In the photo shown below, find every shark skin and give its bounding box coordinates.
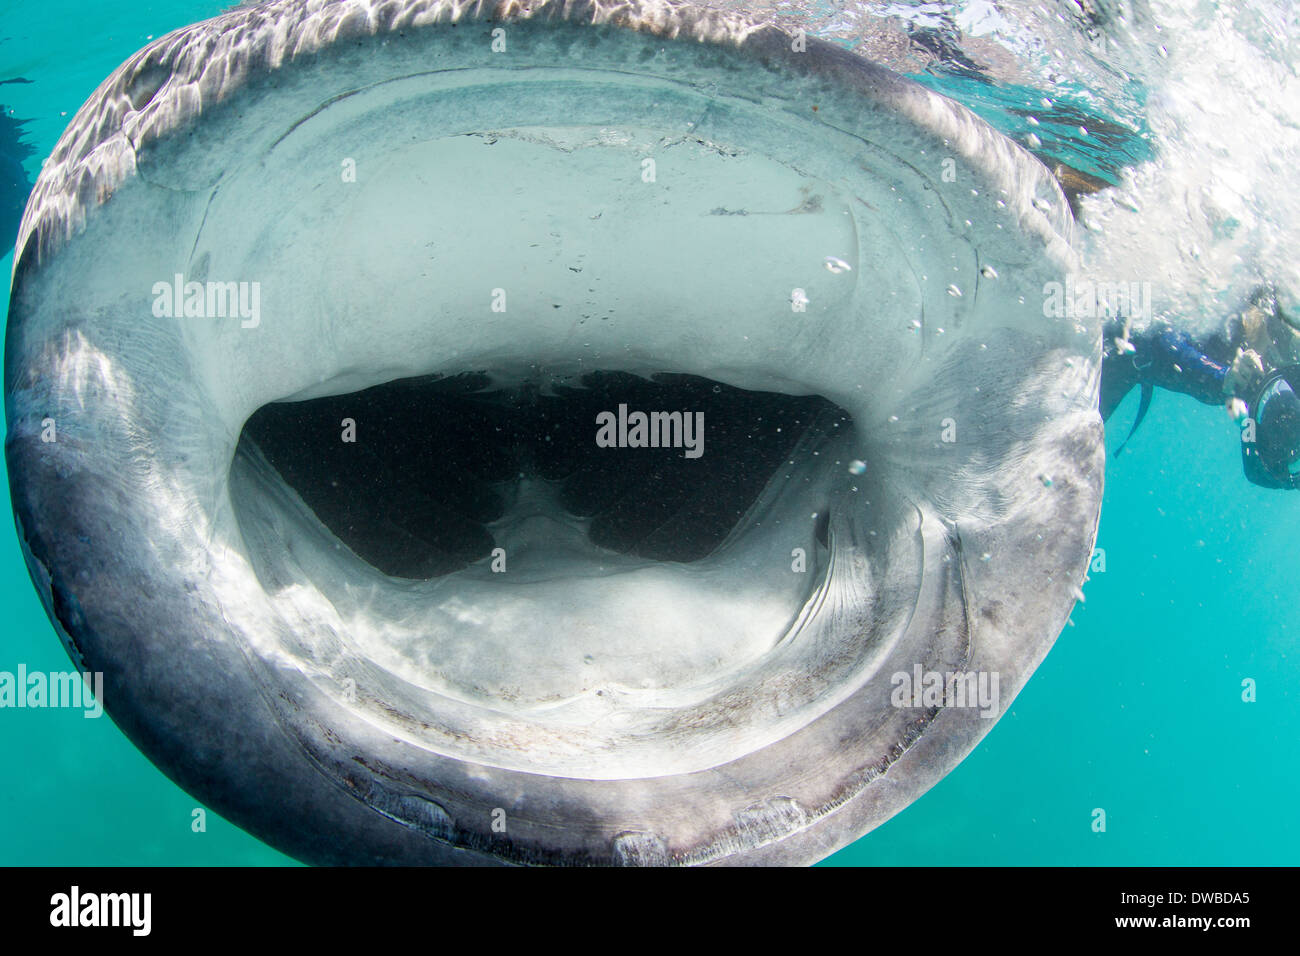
[5,0,1101,865]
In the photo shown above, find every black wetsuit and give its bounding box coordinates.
[1099,318,1237,428]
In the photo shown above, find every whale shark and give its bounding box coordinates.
[5,0,1102,865]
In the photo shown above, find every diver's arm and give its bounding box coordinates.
[1105,322,1229,408]
[1100,321,1232,458]
[1144,327,1230,405]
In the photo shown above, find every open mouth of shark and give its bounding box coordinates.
[5,0,1103,864]
[209,104,923,782]
[238,371,847,576]
[231,366,857,778]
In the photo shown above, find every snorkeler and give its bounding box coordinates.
[1100,287,1300,489]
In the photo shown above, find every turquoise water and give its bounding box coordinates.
[1,0,1296,866]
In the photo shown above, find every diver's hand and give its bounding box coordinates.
[1226,348,1265,399]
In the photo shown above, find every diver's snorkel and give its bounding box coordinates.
[1242,365,1300,489]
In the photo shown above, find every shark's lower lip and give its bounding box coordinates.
[5,0,1101,865]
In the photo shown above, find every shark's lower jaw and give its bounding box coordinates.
[6,1,1102,865]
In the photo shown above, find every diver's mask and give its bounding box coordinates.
[1243,364,1300,489]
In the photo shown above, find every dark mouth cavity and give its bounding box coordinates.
[235,371,849,580]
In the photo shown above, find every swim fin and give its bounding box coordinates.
[1114,382,1154,457]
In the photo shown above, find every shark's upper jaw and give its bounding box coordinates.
[5,0,1101,865]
